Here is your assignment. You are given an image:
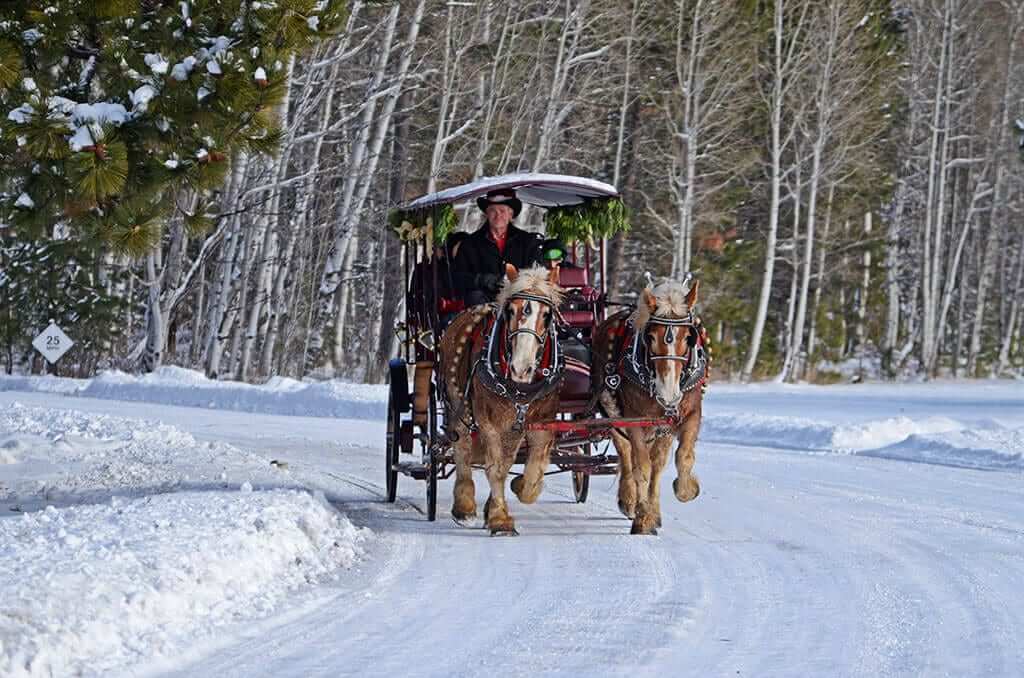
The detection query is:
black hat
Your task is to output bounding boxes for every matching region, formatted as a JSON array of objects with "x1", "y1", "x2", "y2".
[{"x1": 476, "y1": 189, "x2": 522, "y2": 217}]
